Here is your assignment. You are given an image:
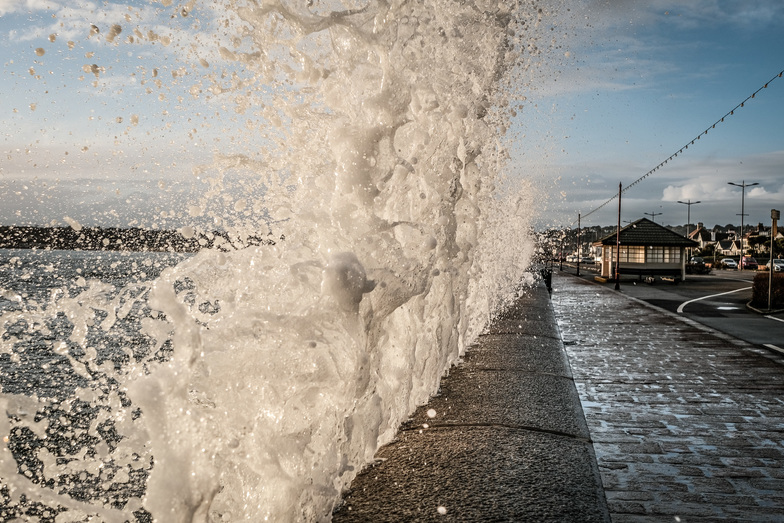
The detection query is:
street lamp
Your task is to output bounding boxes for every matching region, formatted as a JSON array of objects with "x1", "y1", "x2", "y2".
[
  {"x1": 677, "y1": 200, "x2": 702, "y2": 238},
  {"x1": 644, "y1": 211, "x2": 662, "y2": 223},
  {"x1": 728, "y1": 180, "x2": 759, "y2": 270}
]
